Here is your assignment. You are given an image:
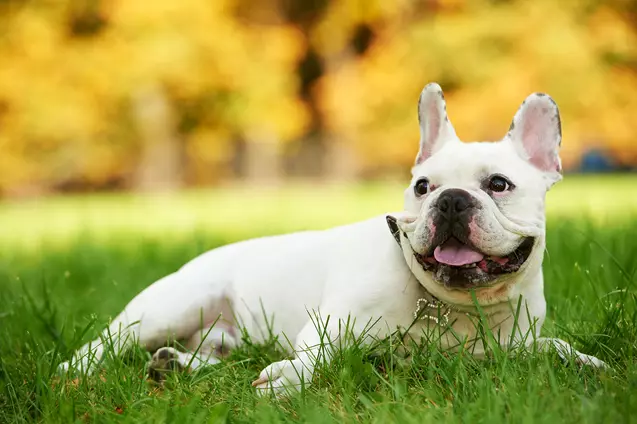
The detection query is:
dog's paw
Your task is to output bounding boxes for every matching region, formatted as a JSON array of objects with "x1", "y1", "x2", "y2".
[
  {"x1": 252, "y1": 359, "x2": 308, "y2": 397},
  {"x1": 574, "y1": 352, "x2": 607, "y2": 369},
  {"x1": 536, "y1": 338, "x2": 608, "y2": 370},
  {"x1": 148, "y1": 347, "x2": 184, "y2": 381}
]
